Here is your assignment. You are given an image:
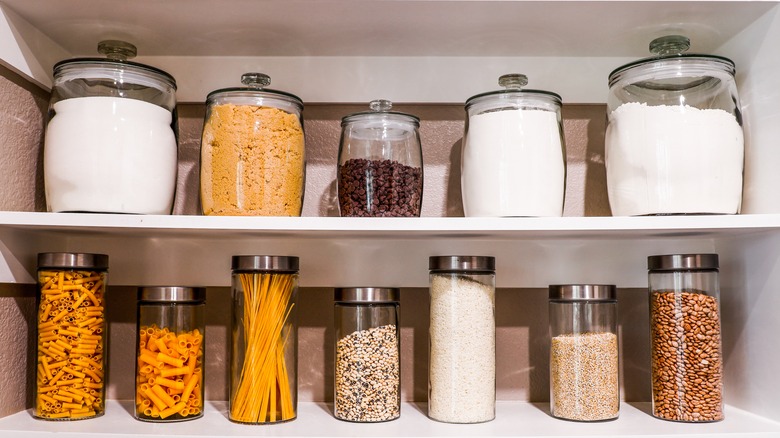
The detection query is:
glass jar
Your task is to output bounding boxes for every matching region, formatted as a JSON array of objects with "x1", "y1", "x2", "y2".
[
  {"x1": 135, "y1": 287, "x2": 206, "y2": 422},
  {"x1": 338, "y1": 100, "x2": 423, "y2": 217},
  {"x1": 35, "y1": 252, "x2": 109, "y2": 420},
  {"x1": 606, "y1": 35, "x2": 744, "y2": 216},
  {"x1": 548, "y1": 284, "x2": 619, "y2": 422},
  {"x1": 648, "y1": 254, "x2": 723, "y2": 422},
  {"x1": 44, "y1": 40, "x2": 178, "y2": 214},
  {"x1": 229, "y1": 255, "x2": 299, "y2": 424},
  {"x1": 462, "y1": 74, "x2": 565, "y2": 217},
  {"x1": 428, "y1": 256, "x2": 495, "y2": 423},
  {"x1": 201, "y1": 73, "x2": 305, "y2": 216},
  {"x1": 334, "y1": 287, "x2": 400, "y2": 422}
]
